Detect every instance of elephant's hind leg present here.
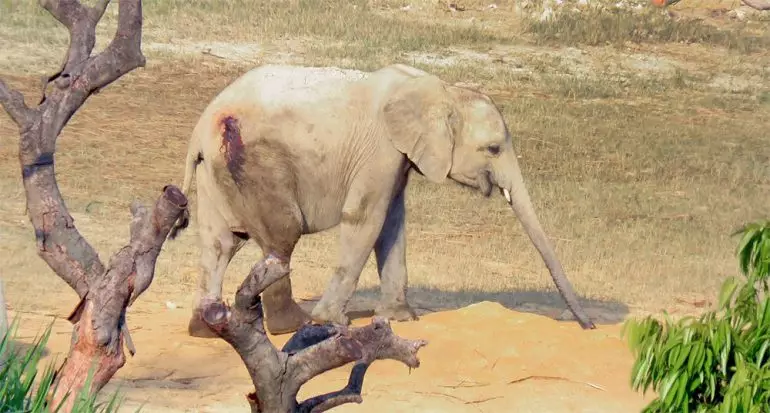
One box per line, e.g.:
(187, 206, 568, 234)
(248, 209, 312, 335)
(262, 271, 312, 335)
(188, 191, 247, 338)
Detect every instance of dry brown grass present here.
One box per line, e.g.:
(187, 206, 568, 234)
(1, 0, 769, 326)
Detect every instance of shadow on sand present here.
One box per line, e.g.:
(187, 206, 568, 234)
(298, 286, 630, 326)
(1, 338, 52, 359)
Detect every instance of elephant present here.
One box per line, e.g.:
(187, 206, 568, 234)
(169, 63, 596, 337)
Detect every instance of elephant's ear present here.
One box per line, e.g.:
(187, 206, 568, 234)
(383, 75, 456, 184)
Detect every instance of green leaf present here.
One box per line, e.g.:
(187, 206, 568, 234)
(719, 277, 740, 310)
(673, 341, 690, 371)
(660, 371, 681, 406)
(755, 338, 770, 368)
(0, 317, 125, 413)
(675, 372, 689, 410)
(759, 299, 770, 329)
(628, 220, 770, 412)
(688, 341, 703, 373)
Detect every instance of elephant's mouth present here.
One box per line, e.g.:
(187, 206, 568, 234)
(477, 170, 494, 197)
(449, 169, 495, 198)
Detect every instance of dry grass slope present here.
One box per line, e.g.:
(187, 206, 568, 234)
(0, 0, 769, 330)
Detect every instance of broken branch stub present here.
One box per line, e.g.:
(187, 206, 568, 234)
(54, 186, 187, 411)
(0, 1, 188, 411)
(201, 258, 428, 413)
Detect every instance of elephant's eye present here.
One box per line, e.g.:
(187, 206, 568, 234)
(486, 144, 501, 156)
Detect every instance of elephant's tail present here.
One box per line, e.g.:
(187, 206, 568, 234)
(168, 132, 203, 240)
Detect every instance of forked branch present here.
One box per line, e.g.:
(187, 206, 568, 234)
(202, 258, 427, 413)
(291, 320, 427, 413)
(1, 0, 146, 301)
(0, 79, 34, 125)
(38, 0, 142, 106)
(0, 1, 187, 412)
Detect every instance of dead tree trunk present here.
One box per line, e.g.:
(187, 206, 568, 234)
(201, 255, 428, 413)
(0, 1, 187, 411)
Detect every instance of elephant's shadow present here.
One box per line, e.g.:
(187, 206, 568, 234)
(297, 287, 630, 326)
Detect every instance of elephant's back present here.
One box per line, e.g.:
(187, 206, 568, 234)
(191, 65, 367, 159)
(212, 64, 370, 109)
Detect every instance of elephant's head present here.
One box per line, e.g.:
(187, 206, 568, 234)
(383, 74, 596, 330)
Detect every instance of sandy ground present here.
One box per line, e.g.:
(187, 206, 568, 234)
(7, 3, 761, 410)
(7, 297, 652, 413)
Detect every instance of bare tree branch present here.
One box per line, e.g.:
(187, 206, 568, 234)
(38, 0, 145, 134)
(291, 319, 427, 412)
(202, 257, 427, 412)
(52, 186, 187, 411)
(38, 0, 112, 100)
(17, 0, 145, 301)
(296, 363, 368, 413)
(0, 1, 188, 411)
(287, 332, 363, 386)
(201, 257, 293, 409)
(0, 0, 147, 303)
(75, 0, 145, 92)
(288, 318, 425, 387)
(0, 78, 35, 126)
(23, 152, 103, 299)
(88, 0, 112, 21)
(742, 0, 770, 10)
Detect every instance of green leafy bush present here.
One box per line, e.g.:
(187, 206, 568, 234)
(0, 319, 124, 413)
(623, 221, 770, 412)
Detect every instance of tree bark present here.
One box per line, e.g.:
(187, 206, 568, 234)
(0, 1, 188, 411)
(201, 255, 428, 413)
(53, 187, 187, 410)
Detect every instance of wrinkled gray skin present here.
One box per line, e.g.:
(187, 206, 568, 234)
(171, 63, 595, 337)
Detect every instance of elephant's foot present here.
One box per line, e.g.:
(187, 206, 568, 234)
(187, 307, 220, 338)
(310, 303, 350, 326)
(265, 299, 312, 335)
(375, 302, 419, 322)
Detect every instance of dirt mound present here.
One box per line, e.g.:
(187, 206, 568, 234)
(9, 301, 651, 412)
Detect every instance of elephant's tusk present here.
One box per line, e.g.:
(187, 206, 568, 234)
(503, 188, 512, 204)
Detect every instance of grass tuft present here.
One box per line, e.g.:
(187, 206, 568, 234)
(0, 318, 126, 413)
(145, 0, 501, 49)
(525, 5, 770, 52)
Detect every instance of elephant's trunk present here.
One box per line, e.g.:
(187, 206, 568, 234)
(498, 156, 596, 330)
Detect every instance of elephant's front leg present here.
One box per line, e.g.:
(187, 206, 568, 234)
(374, 186, 418, 322)
(310, 193, 389, 326)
